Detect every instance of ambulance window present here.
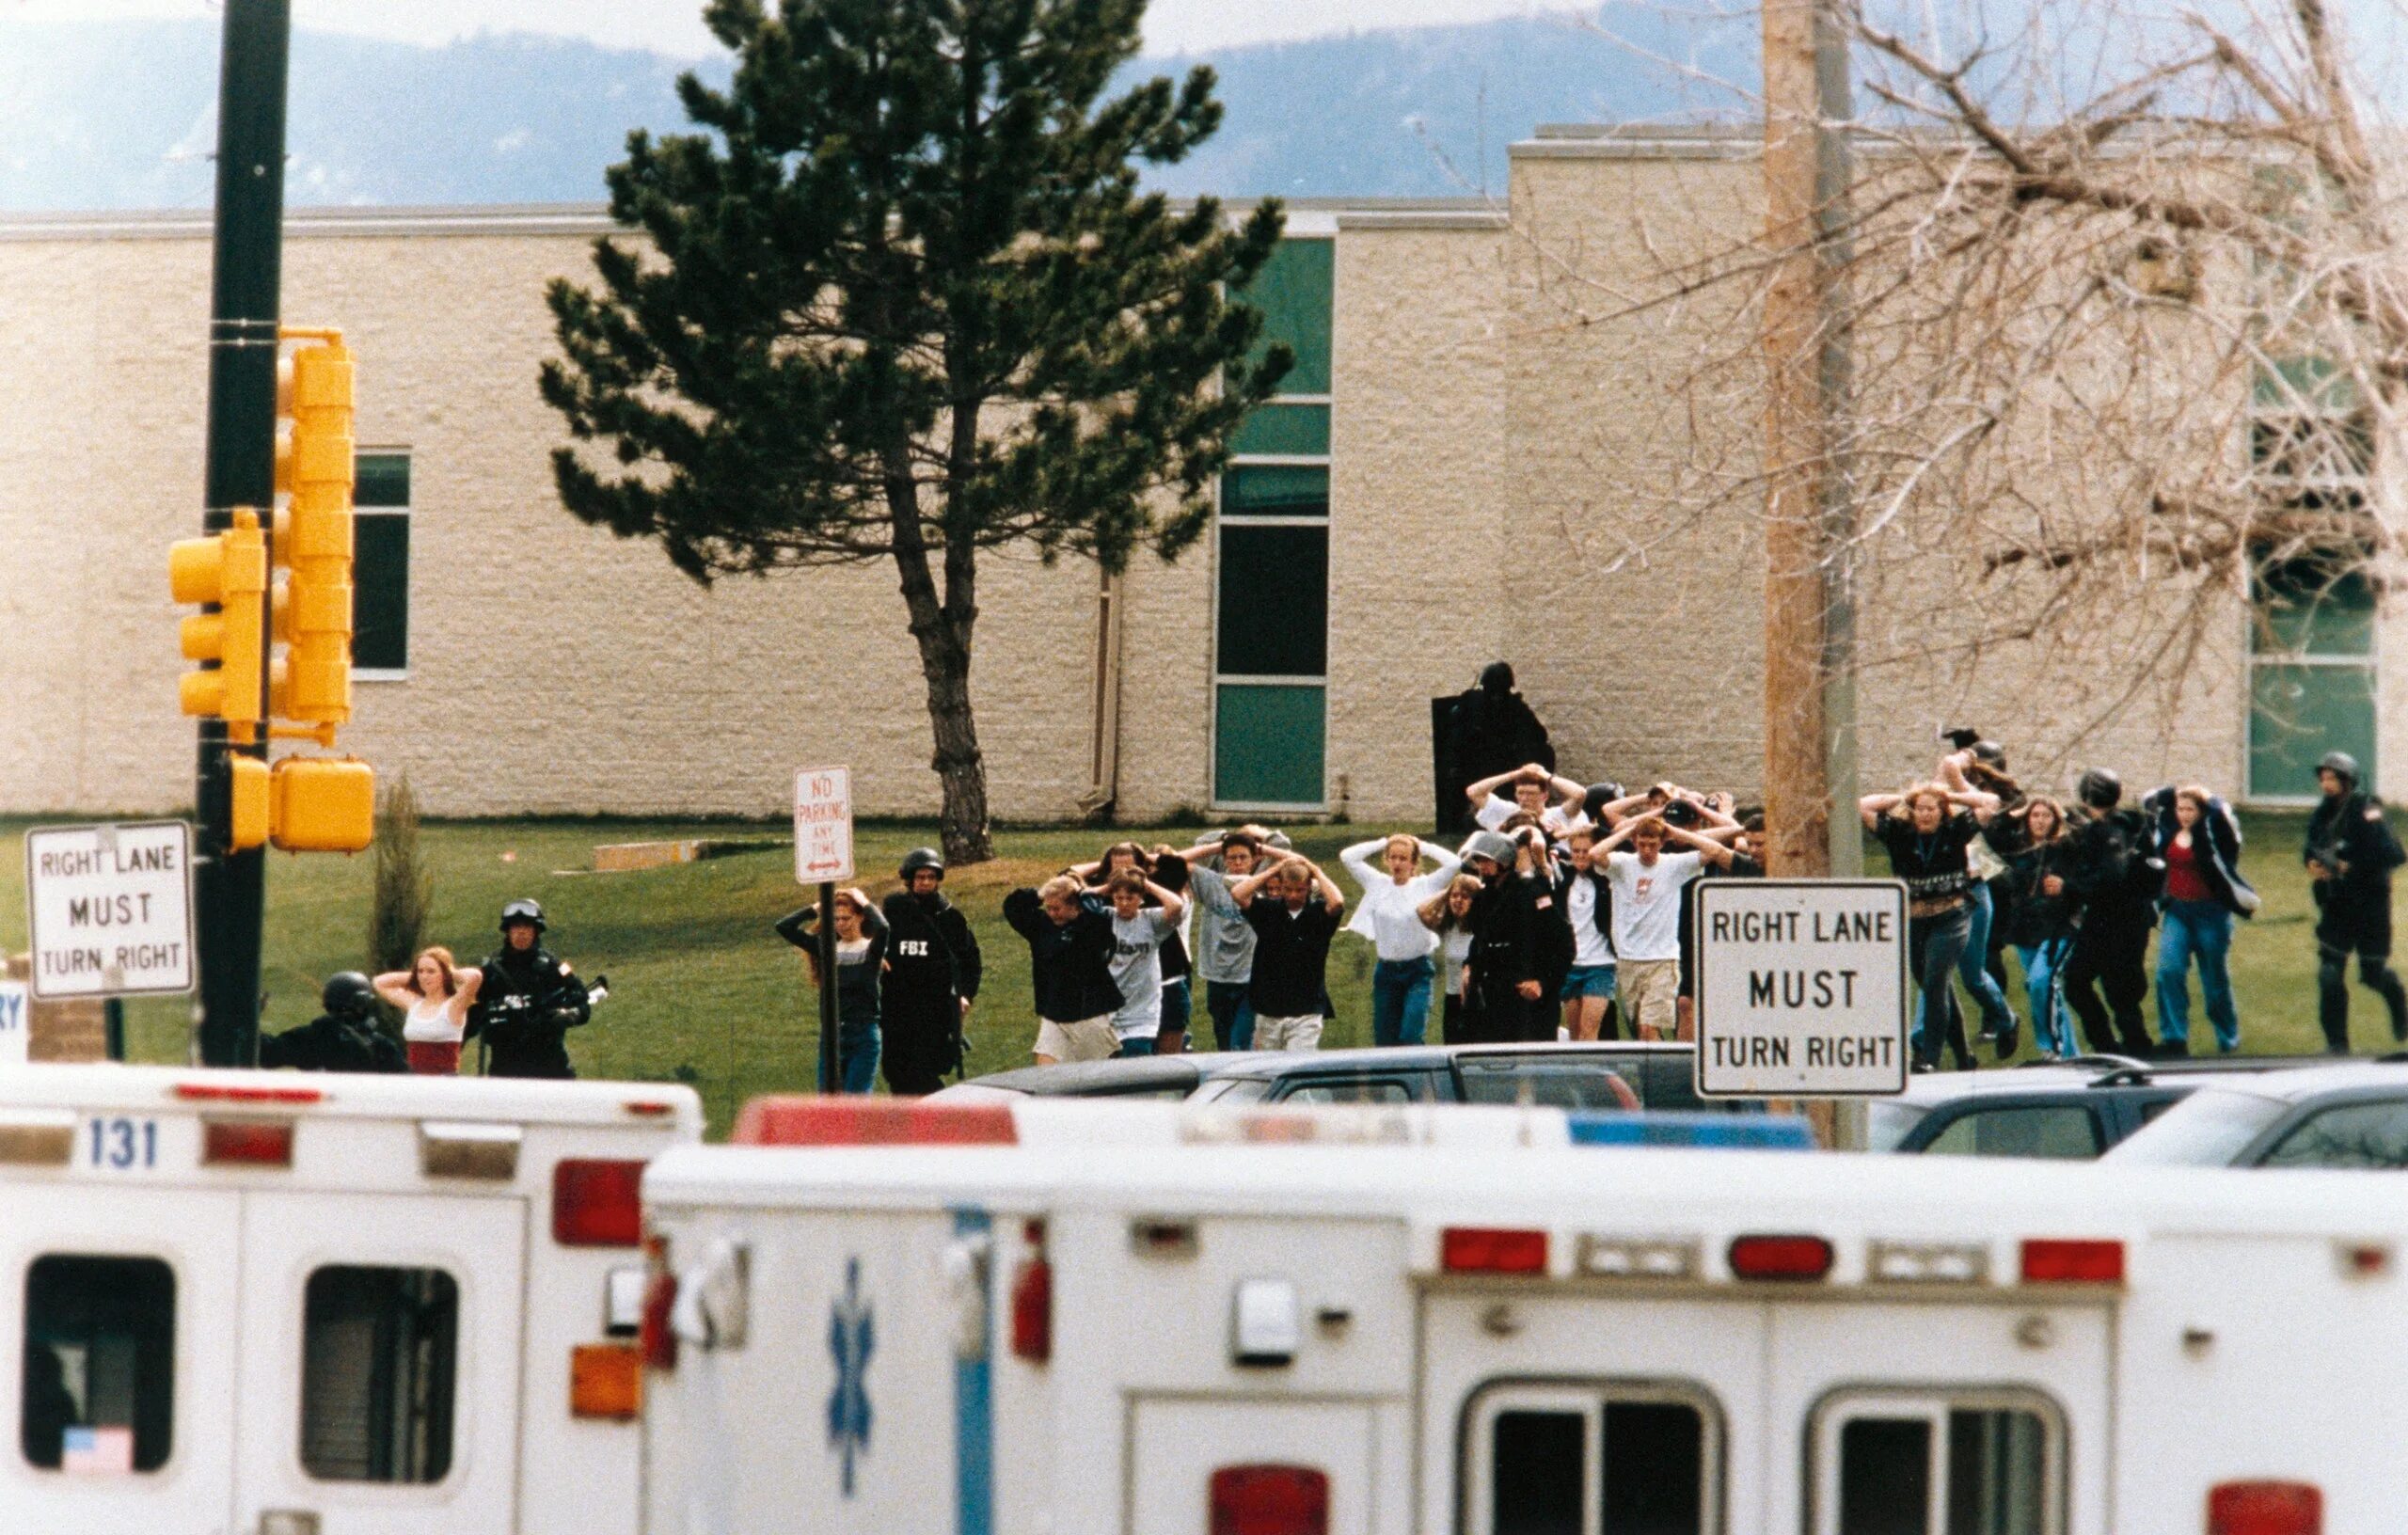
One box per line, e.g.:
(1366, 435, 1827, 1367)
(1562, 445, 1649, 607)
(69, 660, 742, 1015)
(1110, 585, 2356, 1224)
(1921, 1105, 2099, 1160)
(1471, 1383, 1718, 1535)
(1818, 1395, 2057, 1535)
(299, 1266, 458, 1484)
(21, 1254, 176, 1473)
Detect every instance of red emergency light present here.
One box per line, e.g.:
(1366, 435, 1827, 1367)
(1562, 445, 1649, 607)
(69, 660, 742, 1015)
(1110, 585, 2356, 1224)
(732, 1096, 1018, 1147)
(175, 1083, 323, 1105)
(2209, 1481, 2322, 1535)
(201, 1118, 294, 1167)
(1210, 1464, 1330, 1535)
(1441, 1226, 1549, 1275)
(553, 1158, 645, 1247)
(2020, 1239, 2126, 1286)
(1727, 1235, 1834, 1282)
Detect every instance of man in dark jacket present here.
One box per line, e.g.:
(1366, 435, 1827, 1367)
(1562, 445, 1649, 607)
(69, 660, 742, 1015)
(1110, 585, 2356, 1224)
(879, 848, 984, 1094)
(2305, 751, 2408, 1052)
(1437, 662, 1556, 836)
(1004, 878, 1125, 1064)
(260, 972, 406, 1073)
(2057, 768, 2157, 1058)
(1465, 829, 1574, 1044)
(467, 899, 591, 1079)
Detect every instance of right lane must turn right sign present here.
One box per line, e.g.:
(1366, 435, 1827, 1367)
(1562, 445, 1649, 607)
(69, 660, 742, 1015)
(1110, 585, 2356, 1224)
(1693, 878, 1909, 1099)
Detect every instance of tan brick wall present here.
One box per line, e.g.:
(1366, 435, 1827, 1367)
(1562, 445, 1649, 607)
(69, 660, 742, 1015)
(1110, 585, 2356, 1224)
(1328, 214, 1510, 821)
(0, 153, 2282, 828)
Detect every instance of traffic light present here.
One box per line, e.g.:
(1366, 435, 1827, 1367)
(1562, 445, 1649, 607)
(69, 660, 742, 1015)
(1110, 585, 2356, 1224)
(169, 508, 270, 739)
(268, 756, 374, 853)
(275, 335, 356, 731)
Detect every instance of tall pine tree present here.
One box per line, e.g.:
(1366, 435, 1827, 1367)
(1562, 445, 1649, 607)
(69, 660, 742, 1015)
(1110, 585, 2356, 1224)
(542, 0, 1291, 862)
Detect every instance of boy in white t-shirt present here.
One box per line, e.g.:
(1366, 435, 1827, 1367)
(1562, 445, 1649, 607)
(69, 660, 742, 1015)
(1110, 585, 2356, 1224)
(1086, 871, 1186, 1056)
(1596, 815, 1706, 1040)
(1466, 763, 1590, 838)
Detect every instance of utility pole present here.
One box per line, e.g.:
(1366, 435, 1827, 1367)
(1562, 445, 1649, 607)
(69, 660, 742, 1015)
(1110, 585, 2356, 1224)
(194, 0, 291, 1066)
(1760, 0, 1860, 879)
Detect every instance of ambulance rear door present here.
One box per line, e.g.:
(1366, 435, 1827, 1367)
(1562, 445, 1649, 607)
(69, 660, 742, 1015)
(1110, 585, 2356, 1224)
(230, 1189, 528, 1535)
(0, 1171, 241, 1535)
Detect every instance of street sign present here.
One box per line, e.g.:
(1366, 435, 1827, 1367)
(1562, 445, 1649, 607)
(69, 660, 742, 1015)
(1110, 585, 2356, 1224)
(0, 982, 25, 1067)
(794, 768, 855, 885)
(1694, 878, 1909, 1099)
(24, 821, 198, 1001)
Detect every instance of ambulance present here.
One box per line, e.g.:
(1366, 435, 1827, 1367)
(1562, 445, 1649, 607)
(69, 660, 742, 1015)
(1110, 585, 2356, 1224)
(638, 1095, 2376, 1535)
(0, 1063, 702, 1535)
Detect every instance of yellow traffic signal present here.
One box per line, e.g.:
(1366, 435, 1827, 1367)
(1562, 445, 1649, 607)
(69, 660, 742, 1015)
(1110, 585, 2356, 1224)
(169, 508, 270, 738)
(229, 756, 271, 851)
(269, 756, 375, 853)
(275, 336, 356, 730)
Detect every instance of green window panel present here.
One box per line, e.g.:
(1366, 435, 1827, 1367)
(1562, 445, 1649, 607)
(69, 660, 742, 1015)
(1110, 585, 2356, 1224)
(1216, 524, 1327, 676)
(1221, 464, 1328, 518)
(2251, 662, 2376, 798)
(1215, 684, 1326, 806)
(2254, 356, 2362, 412)
(356, 451, 411, 509)
(1230, 403, 1331, 458)
(2254, 564, 2374, 656)
(1234, 238, 1333, 397)
(354, 513, 410, 672)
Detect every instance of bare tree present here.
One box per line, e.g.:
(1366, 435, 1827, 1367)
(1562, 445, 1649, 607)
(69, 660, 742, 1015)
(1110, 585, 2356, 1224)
(1541, 0, 2404, 796)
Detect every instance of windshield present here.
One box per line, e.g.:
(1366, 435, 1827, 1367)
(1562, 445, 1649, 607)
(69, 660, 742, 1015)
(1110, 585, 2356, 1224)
(1865, 1101, 1929, 1152)
(2104, 1088, 2289, 1166)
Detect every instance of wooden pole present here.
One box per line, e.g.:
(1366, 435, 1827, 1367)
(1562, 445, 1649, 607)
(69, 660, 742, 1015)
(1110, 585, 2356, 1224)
(1761, 0, 1859, 880)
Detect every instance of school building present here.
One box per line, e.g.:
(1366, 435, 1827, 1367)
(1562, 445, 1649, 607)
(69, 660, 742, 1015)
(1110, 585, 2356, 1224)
(0, 126, 2391, 826)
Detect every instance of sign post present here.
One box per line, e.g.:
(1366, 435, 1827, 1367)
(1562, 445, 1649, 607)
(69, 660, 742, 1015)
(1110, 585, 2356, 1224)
(795, 769, 855, 1094)
(1693, 878, 1908, 1100)
(24, 822, 199, 1004)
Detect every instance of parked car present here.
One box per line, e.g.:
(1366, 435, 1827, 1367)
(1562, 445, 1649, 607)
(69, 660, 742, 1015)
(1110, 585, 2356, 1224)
(937, 1042, 1735, 1111)
(2102, 1060, 2408, 1168)
(1867, 1053, 2316, 1160)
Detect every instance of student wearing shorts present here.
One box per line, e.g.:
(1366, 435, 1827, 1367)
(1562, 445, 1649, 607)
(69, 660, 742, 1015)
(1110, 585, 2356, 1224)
(1595, 815, 1708, 1040)
(1232, 854, 1346, 1051)
(1003, 876, 1128, 1064)
(1088, 870, 1187, 1057)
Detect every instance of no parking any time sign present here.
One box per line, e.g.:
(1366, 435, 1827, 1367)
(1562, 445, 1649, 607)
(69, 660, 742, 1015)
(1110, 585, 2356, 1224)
(1693, 878, 1909, 1099)
(24, 821, 197, 1001)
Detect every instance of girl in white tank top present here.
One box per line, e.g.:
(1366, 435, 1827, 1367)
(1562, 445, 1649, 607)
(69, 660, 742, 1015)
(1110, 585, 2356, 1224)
(372, 947, 483, 1075)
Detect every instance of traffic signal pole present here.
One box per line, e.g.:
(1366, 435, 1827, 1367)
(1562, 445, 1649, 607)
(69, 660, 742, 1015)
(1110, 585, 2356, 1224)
(194, 0, 291, 1067)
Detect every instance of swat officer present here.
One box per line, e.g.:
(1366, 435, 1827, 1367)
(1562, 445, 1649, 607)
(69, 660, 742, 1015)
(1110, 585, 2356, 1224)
(467, 899, 591, 1079)
(879, 848, 984, 1095)
(2305, 751, 2408, 1052)
(259, 972, 407, 1073)
(2058, 768, 2159, 1058)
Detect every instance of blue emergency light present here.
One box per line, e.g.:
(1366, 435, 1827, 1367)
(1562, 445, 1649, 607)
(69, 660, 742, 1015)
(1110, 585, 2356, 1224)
(1567, 1112, 1816, 1150)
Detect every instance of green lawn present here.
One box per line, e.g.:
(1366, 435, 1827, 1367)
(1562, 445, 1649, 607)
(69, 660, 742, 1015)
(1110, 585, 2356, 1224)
(0, 809, 2353, 1136)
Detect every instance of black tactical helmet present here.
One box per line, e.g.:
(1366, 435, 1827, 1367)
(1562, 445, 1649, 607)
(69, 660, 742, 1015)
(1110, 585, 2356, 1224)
(897, 847, 945, 882)
(1462, 831, 1517, 869)
(2319, 752, 2362, 787)
(1581, 782, 1626, 825)
(1970, 740, 2007, 768)
(499, 898, 546, 934)
(321, 972, 376, 1017)
(2076, 768, 2123, 809)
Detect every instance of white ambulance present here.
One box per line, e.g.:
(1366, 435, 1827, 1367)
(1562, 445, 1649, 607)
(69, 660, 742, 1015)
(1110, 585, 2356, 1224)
(0, 1063, 702, 1535)
(638, 1095, 2377, 1535)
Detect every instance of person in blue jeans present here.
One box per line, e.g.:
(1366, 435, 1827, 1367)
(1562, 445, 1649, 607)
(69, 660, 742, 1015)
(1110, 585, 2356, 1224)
(776, 889, 886, 1093)
(2145, 783, 2257, 1054)
(1340, 833, 1463, 1046)
(1991, 797, 2078, 1058)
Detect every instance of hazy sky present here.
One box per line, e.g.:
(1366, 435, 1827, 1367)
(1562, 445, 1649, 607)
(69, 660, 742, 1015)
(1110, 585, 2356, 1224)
(3, 0, 1587, 55)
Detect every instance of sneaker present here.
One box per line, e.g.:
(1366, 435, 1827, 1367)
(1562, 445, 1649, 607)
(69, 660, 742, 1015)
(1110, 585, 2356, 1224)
(1993, 1026, 2020, 1061)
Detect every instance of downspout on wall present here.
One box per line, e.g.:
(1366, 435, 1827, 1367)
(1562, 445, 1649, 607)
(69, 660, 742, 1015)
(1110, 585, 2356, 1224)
(1077, 566, 1126, 817)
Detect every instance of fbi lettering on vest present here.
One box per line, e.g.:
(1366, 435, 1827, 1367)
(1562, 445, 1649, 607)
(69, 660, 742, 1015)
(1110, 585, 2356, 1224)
(1693, 879, 1909, 1098)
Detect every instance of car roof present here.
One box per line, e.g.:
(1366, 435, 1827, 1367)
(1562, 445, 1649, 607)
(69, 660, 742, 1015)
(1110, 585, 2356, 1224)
(1888, 1053, 2336, 1108)
(2177, 1058, 2408, 1105)
(952, 1041, 1689, 1095)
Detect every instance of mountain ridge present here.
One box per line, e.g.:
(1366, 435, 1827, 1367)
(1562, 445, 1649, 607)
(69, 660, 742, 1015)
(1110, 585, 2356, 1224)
(0, 10, 1753, 211)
